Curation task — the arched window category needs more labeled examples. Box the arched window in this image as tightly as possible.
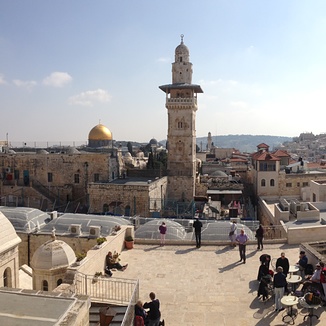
[57,279,62,286]
[261,179,266,187]
[3,268,11,287]
[270,179,275,187]
[42,280,48,291]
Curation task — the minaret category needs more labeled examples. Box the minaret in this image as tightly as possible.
[207,132,213,152]
[159,35,203,202]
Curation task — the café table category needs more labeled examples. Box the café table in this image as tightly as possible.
[286,274,302,294]
[288,265,299,276]
[281,295,299,325]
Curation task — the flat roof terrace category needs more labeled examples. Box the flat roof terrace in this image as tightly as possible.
[120,243,326,326]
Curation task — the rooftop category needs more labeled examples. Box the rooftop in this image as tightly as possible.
[119,243,325,326]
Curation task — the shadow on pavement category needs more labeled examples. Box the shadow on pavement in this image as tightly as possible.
[174,247,197,254]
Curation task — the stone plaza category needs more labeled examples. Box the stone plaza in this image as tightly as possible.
[120,243,325,326]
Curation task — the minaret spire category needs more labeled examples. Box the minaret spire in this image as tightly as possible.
[180,34,184,44]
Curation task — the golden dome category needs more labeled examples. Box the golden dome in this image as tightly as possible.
[88,123,112,141]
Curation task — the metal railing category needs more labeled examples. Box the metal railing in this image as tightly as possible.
[134,219,287,241]
[75,272,139,306]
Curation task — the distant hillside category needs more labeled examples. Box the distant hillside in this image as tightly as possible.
[196,135,293,153]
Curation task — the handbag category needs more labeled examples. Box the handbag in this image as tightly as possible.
[229,231,234,236]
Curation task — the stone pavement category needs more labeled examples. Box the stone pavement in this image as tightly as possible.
[120,243,326,326]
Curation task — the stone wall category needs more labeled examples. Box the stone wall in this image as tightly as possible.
[0,247,19,288]
[0,152,118,210]
[288,225,326,245]
[69,226,134,277]
[88,177,167,217]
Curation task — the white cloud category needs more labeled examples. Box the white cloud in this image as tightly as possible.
[0,74,8,85]
[13,79,37,90]
[68,89,112,107]
[43,72,72,87]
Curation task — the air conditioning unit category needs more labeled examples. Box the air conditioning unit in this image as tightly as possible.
[70,224,82,235]
[48,211,58,220]
[89,226,101,237]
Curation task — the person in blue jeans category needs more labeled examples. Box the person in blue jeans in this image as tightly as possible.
[143,292,161,326]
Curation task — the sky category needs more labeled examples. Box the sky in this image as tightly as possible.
[1,1,326,146]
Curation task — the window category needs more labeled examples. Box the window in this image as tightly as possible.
[3,268,11,287]
[178,122,183,129]
[259,162,276,171]
[261,179,266,187]
[297,182,300,187]
[42,280,48,291]
[48,173,53,182]
[74,174,80,184]
[303,182,309,187]
[14,170,19,180]
[270,179,275,187]
[57,279,62,286]
[286,183,292,188]
[94,173,100,182]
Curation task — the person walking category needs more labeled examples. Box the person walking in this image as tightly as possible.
[229,220,237,247]
[159,222,167,246]
[193,216,203,248]
[255,224,264,250]
[143,292,161,326]
[235,229,248,264]
[273,266,286,312]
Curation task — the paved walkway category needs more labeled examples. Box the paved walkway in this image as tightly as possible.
[120,243,326,326]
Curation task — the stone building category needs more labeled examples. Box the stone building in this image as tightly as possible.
[0,211,21,288]
[31,236,76,291]
[159,35,203,203]
[0,123,120,212]
[88,176,167,217]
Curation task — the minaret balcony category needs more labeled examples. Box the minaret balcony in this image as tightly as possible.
[166,98,197,105]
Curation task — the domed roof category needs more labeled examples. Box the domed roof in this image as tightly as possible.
[175,42,189,57]
[0,211,21,252]
[31,239,76,270]
[88,123,112,141]
[149,138,158,145]
[211,170,228,177]
[66,147,80,155]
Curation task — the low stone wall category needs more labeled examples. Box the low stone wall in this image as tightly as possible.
[69,225,134,277]
[300,241,326,266]
[288,225,326,245]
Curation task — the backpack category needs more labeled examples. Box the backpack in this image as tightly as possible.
[305,264,314,276]
[134,315,144,326]
[305,292,322,305]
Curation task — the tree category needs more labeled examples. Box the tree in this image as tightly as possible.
[127,141,133,155]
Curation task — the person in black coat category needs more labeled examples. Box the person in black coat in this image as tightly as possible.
[276,252,290,294]
[193,217,203,248]
[276,252,290,277]
[143,292,161,326]
[255,224,264,250]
